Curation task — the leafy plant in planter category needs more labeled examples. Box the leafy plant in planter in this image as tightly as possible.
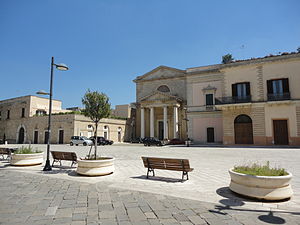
[77,90,114,176]
[11,145,44,166]
[15,145,42,154]
[233,161,288,176]
[229,161,293,200]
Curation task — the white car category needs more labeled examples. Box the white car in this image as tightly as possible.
[70,136,93,146]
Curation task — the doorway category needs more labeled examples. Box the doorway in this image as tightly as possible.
[44,131,49,144]
[58,130,64,144]
[207,127,215,143]
[158,121,164,140]
[234,114,253,144]
[273,120,288,145]
[34,130,38,144]
[18,127,25,144]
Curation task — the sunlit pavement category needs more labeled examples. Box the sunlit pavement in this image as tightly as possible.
[0,144,299,225]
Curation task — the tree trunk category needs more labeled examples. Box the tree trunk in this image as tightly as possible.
[94,123,98,159]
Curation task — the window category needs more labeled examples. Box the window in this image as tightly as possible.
[157,85,170,92]
[21,108,25,118]
[232,82,250,98]
[7,110,10,119]
[206,94,214,105]
[267,78,290,100]
[231,82,251,103]
[36,109,46,116]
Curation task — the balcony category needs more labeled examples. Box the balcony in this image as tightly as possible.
[215,96,251,105]
[267,93,290,101]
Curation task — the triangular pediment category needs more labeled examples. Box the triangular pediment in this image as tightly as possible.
[140,91,182,102]
[134,66,186,82]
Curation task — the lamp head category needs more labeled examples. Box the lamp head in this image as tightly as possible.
[36,90,50,95]
[55,63,69,71]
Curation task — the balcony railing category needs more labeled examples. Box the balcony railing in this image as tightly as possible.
[267,92,290,101]
[215,96,251,105]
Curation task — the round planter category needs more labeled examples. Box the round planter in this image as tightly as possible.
[77,157,115,176]
[10,153,44,166]
[229,168,293,200]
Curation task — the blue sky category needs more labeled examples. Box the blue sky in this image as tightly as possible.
[0,0,299,108]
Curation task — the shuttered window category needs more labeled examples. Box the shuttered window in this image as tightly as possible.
[206,94,214,105]
[232,82,250,97]
[267,78,289,94]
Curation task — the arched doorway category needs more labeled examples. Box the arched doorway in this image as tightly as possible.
[103,125,109,139]
[117,127,122,142]
[234,114,253,144]
[18,127,25,144]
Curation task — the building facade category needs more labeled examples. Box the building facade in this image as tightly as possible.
[0,96,127,144]
[134,53,300,146]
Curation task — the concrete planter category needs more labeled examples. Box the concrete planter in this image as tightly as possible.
[77,157,115,176]
[10,153,44,166]
[229,168,293,200]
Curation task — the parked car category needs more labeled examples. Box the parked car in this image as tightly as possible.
[168,138,185,145]
[142,137,163,146]
[70,136,93,146]
[89,136,114,145]
[130,137,143,143]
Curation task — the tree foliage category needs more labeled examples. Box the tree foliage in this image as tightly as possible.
[222,54,234,64]
[82,90,111,123]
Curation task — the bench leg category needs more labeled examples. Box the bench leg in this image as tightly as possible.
[182,171,188,181]
[71,161,77,167]
[147,168,155,178]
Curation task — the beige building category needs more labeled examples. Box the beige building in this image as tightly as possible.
[134,52,300,146]
[112,104,131,118]
[0,96,127,144]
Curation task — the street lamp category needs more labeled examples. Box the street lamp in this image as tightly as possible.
[37,57,69,171]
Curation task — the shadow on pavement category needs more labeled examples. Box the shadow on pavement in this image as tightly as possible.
[131,175,186,183]
[40,166,77,176]
[215,187,299,224]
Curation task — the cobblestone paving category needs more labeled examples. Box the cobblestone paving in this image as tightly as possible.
[1,170,299,225]
[1,144,300,224]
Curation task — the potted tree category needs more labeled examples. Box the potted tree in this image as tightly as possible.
[11,145,43,166]
[229,162,293,200]
[76,90,114,176]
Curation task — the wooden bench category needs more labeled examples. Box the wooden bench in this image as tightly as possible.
[141,157,194,181]
[51,151,77,167]
[0,148,17,160]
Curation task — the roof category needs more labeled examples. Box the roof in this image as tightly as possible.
[133,65,185,82]
[187,52,300,74]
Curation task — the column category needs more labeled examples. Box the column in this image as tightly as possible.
[141,107,145,139]
[173,106,178,138]
[163,106,168,139]
[150,107,154,137]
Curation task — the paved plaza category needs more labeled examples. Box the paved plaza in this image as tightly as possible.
[0,144,300,225]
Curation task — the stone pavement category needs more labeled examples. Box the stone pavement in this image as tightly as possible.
[0,144,300,224]
[1,170,299,225]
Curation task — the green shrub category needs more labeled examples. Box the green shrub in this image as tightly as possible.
[15,146,43,154]
[233,161,288,176]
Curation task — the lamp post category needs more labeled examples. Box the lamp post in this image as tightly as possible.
[37,57,68,171]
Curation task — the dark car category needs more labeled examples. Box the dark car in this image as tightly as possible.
[168,138,185,145]
[142,137,163,146]
[130,137,143,143]
[90,136,114,145]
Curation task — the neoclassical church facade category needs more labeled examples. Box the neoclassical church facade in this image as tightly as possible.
[134,53,300,146]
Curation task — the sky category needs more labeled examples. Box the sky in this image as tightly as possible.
[0,0,299,108]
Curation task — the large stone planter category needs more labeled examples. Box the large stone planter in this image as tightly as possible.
[77,157,115,176]
[10,153,44,166]
[229,168,293,200]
